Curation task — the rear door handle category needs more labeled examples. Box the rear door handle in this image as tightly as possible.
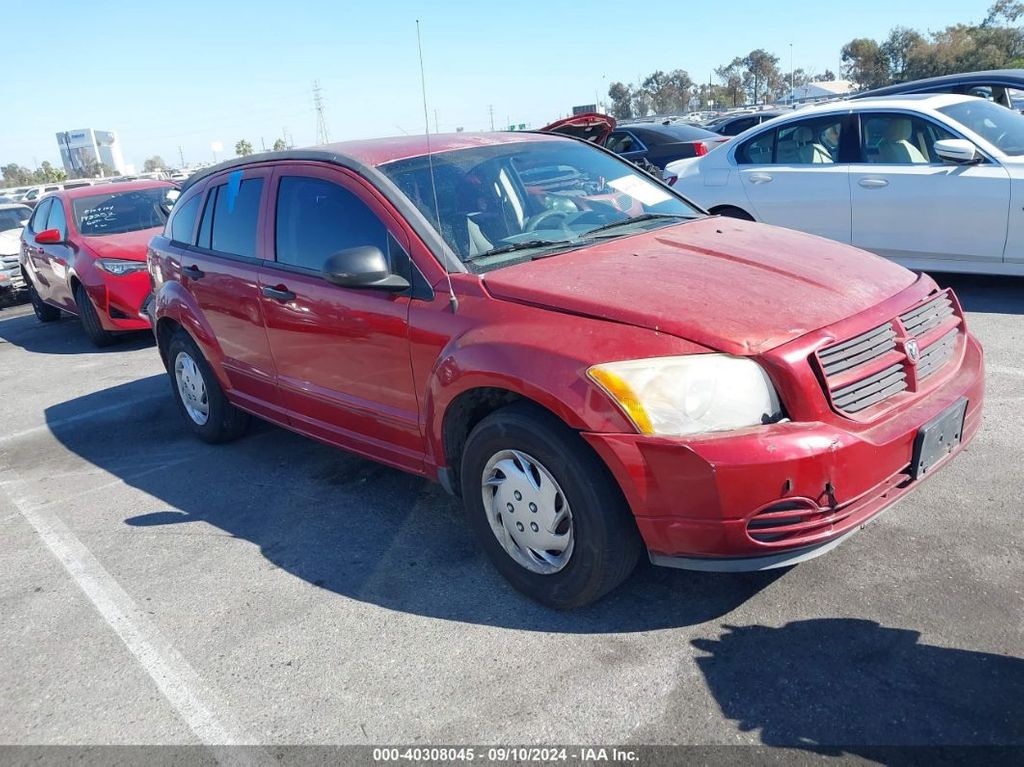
[181,265,205,279]
[748,173,773,184]
[858,178,889,188]
[262,285,296,302]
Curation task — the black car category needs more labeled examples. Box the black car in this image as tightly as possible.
[703,111,784,136]
[849,69,1024,110]
[541,114,728,171]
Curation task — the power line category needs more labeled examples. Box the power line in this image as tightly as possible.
[313,80,330,144]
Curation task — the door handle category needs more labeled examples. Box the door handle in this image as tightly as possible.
[748,173,773,184]
[262,285,296,302]
[858,178,889,188]
[181,264,205,279]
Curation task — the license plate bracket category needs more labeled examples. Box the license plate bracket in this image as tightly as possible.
[911,397,968,479]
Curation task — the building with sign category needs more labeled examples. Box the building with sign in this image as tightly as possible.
[56,129,127,177]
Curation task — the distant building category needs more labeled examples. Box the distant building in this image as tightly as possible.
[56,129,127,177]
[783,80,856,104]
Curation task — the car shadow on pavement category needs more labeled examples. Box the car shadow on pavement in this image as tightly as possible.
[0,307,153,354]
[683,618,1023,753]
[931,272,1024,315]
[42,375,783,633]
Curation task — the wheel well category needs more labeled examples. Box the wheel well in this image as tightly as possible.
[709,204,754,221]
[69,274,82,296]
[441,387,529,494]
[155,317,181,366]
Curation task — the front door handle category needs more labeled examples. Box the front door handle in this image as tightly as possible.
[748,173,773,184]
[262,285,296,302]
[858,178,889,188]
[181,264,205,279]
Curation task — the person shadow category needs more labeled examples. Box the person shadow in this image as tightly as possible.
[691,619,1023,757]
[41,374,783,633]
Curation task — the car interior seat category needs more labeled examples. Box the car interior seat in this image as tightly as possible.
[878,118,927,163]
[777,126,833,164]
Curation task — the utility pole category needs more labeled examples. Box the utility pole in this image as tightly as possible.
[434,109,439,133]
[178,145,185,167]
[488,104,494,132]
[261,137,266,152]
[313,80,330,144]
[790,43,795,104]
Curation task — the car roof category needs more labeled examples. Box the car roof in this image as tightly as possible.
[775,92,975,119]
[850,68,1024,98]
[180,131,566,193]
[57,179,176,200]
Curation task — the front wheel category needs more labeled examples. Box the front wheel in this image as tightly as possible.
[74,283,116,347]
[29,279,61,322]
[166,330,249,443]
[460,403,643,609]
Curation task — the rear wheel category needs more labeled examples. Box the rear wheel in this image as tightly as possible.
[28,279,61,322]
[460,403,643,609]
[167,330,249,443]
[74,283,116,347]
[712,205,755,221]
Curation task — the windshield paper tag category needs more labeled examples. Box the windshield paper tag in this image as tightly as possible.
[607,174,671,206]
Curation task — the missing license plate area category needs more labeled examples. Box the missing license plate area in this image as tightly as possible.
[912,398,968,479]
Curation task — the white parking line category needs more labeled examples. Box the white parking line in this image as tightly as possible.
[988,364,1024,377]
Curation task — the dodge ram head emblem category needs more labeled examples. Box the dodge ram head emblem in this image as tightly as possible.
[906,339,920,364]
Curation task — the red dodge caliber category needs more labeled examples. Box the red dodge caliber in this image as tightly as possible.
[21,181,177,346]
[146,133,983,608]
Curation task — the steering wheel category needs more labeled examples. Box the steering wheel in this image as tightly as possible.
[524,209,572,233]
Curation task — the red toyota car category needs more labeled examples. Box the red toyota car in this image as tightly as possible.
[146,133,983,608]
[20,180,177,346]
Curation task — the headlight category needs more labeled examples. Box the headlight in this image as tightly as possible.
[587,354,783,436]
[96,258,147,275]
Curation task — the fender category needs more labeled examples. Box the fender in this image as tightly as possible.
[153,280,231,390]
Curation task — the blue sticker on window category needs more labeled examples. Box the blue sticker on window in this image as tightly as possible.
[225,170,243,214]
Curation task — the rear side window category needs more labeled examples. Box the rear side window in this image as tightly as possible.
[274,176,388,271]
[45,199,67,237]
[167,194,201,245]
[197,177,264,258]
[736,130,775,164]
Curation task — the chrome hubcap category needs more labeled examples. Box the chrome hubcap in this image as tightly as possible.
[481,449,574,575]
[174,351,209,425]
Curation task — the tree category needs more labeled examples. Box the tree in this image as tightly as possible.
[36,162,65,183]
[272,138,287,151]
[882,26,925,82]
[639,69,694,114]
[2,163,33,186]
[607,81,633,119]
[820,69,837,81]
[715,58,745,107]
[842,38,890,90]
[143,156,166,172]
[235,139,254,157]
[741,49,782,105]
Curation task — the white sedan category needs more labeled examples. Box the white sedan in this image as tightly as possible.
[666,93,1024,276]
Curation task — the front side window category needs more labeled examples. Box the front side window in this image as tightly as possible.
[73,188,172,236]
[196,177,264,258]
[46,198,67,237]
[166,193,201,245]
[937,98,1024,156]
[860,114,955,164]
[379,139,699,273]
[274,176,388,271]
[27,199,51,234]
[606,131,644,153]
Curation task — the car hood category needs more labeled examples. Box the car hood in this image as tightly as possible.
[541,113,616,145]
[0,228,21,256]
[80,227,161,261]
[481,217,916,355]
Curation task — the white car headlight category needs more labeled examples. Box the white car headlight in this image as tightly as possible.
[587,354,783,436]
[96,258,147,275]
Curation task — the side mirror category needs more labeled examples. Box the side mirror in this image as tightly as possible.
[934,139,981,164]
[34,228,63,245]
[322,246,409,291]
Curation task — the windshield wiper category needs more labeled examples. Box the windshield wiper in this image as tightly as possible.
[580,213,695,238]
[468,239,573,260]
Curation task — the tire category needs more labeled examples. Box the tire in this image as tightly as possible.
[74,283,116,347]
[460,402,643,609]
[166,329,249,444]
[712,205,755,221]
[28,278,61,322]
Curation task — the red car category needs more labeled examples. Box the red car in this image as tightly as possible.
[147,134,983,608]
[20,181,177,346]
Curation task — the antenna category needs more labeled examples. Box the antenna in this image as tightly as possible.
[313,80,330,144]
[416,19,458,313]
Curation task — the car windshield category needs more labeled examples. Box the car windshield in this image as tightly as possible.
[72,187,173,236]
[937,98,1024,156]
[379,139,700,273]
[0,207,30,233]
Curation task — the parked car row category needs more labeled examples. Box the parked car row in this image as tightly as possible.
[16,126,983,607]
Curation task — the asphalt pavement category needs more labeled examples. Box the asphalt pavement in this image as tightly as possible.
[0,274,1021,758]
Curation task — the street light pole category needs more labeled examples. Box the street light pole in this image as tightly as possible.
[790,43,795,104]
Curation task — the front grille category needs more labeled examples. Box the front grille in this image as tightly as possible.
[816,291,962,417]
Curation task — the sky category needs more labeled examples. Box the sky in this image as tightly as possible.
[0,0,998,173]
